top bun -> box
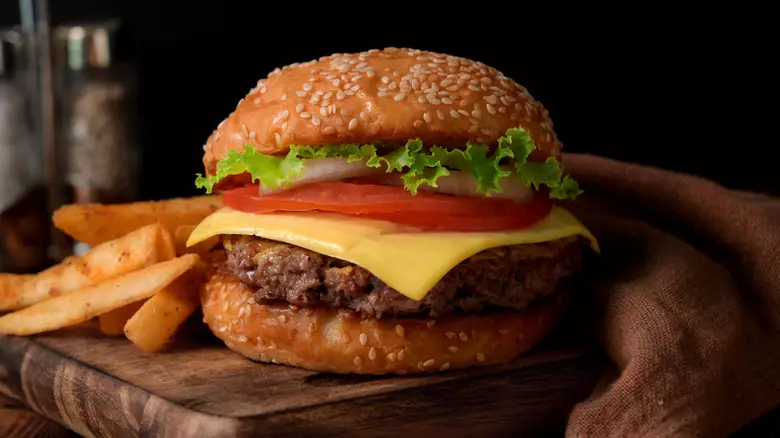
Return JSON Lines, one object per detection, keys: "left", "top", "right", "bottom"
{"left": 202, "top": 47, "right": 562, "bottom": 179}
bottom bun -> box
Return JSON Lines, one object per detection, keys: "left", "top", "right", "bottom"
{"left": 201, "top": 261, "right": 568, "bottom": 375}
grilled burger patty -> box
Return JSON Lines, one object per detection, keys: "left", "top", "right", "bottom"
{"left": 222, "top": 235, "right": 585, "bottom": 318}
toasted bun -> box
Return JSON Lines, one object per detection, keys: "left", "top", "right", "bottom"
{"left": 201, "top": 260, "right": 568, "bottom": 375}
{"left": 202, "top": 47, "right": 562, "bottom": 182}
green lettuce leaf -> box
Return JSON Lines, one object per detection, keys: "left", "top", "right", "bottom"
{"left": 194, "top": 127, "right": 583, "bottom": 199}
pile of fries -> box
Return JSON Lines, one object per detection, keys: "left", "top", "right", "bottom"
{"left": 0, "top": 195, "right": 222, "bottom": 353}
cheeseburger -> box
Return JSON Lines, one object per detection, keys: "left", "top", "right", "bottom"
{"left": 187, "top": 47, "right": 598, "bottom": 375}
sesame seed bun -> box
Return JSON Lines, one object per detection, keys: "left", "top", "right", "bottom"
{"left": 202, "top": 47, "right": 562, "bottom": 185}
{"left": 201, "top": 258, "right": 568, "bottom": 375}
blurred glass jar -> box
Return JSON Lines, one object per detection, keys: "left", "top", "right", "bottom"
{"left": 54, "top": 21, "right": 139, "bottom": 207}
{"left": 0, "top": 28, "right": 50, "bottom": 273}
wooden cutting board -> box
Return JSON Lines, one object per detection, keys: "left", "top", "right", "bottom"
{"left": 0, "top": 317, "right": 603, "bottom": 438}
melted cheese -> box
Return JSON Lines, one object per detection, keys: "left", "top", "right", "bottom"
{"left": 187, "top": 207, "right": 598, "bottom": 301}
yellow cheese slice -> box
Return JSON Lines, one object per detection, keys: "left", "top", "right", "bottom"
{"left": 187, "top": 207, "right": 598, "bottom": 301}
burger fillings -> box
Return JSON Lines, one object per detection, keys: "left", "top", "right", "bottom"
{"left": 186, "top": 47, "right": 599, "bottom": 375}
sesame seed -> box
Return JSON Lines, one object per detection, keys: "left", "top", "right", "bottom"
{"left": 442, "top": 97, "right": 452, "bottom": 104}
{"left": 439, "top": 363, "right": 451, "bottom": 371}
{"left": 499, "top": 329, "right": 509, "bottom": 335}
{"left": 450, "top": 110, "right": 460, "bottom": 119}
{"left": 366, "top": 70, "right": 375, "bottom": 78}
{"left": 249, "top": 132, "right": 256, "bottom": 141}
{"left": 469, "top": 85, "right": 481, "bottom": 91}
{"left": 311, "top": 115, "right": 321, "bottom": 126}
{"left": 448, "top": 346, "right": 458, "bottom": 353}
{"left": 413, "top": 120, "right": 423, "bottom": 128}
{"left": 277, "top": 315, "right": 286, "bottom": 323}
{"left": 459, "top": 332, "right": 468, "bottom": 341}
{"left": 359, "top": 111, "right": 368, "bottom": 121}
{"left": 296, "top": 104, "right": 304, "bottom": 113}
{"left": 498, "top": 106, "right": 507, "bottom": 114}
{"left": 237, "top": 335, "right": 248, "bottom": 343}
{"left": 348, "top": 118, "right": 358, "bottom": 130}
{"left": 300, "top": 112, "right": 311, "bottom": 119}
{"left": 481, "top": 128, "right": 492, "bottom": 135}
{"left": 336, "top": 91, "right": 346, "bottom": 100}
{"left": 476, "top": 353, "right": 486, "bottom": 362}
{"left": 418, "top": 95, "right": 426, "bottom": 103}
{"left": 423, "top": 112, "right": 432, "bottom": 123}
{"left": 320, "top": 107, "right": 328, "bottom": 117}
{"left": 429, "top": 97, "right": 441, "bottom": 105}
{"left": 472, "top": 109, "right": 482, "bottom": 118}
{"left": 253, "top": 98, "right": 261, "bottom": 105}
{"left": 388, "top": 81, "right": 397, "bottom": 90}
{"left": 417, "top": 361, "right": 424, "bottom": 370}
{"left": 303, "top": 82, "right": 312, "bottom": 91}
{"left": 381, "top": 76, "right": 390, "bottom": 84}
{"left": 387, "top": 352, "right": 397, "bottom": 362}
{"left": 426, "top": 320, "right": 436, "bottom": 328}
{"left": 486, "top": 104, "right": 497, "bottom": 115}
{"left": 396, "top": 325, "right": 405, "bottom": 337}
{"left": 322, "top": 126, "right": 335, "bottom": 134}
{"left": 281, "top": 122, "right": 288, "bottom": 130}
{"left": 274, "top": 133, "right": 282, "bottom": 144}
{"left": 484, "top": 95, "right": 499, "bottom": 105}
{"left": 369, "top": 348, "right": 377, "bottom": 360}
{"left": 354, "top": 356, "right": 362, "bottom": 366}
{"left": 344, "top": 90, "right": 355, "bottom": 96}
{"left": 241, "top": 124, "right": 249, "bottom": 136}
{"left": 458, "top": 109, "right": 469, "bottom": 117}
{"left": 447, "top": 85, "right": 459, "bottom": 92}
{"left": 437, "top": 110, "right": 445, "bottom": 120}
{"left": 310, "top": 96, "right": 319, "bottom": 104}
{"left": 360, "top": 333, "right": 368, "bottom": 346}
{"left": 441, "top": 79, "right": 453, "bottom": 87}
{"left": 423, "top": 359, "right": 435, "bottom": 367}
{"left": 296, "top": 91, "right": 307, "bottom": 97}
{"left": 398, "top": 349, "right": 406, "bottom": 361}
{"left": 394, "top": 93, "right": 406, "bottom": 102}
{"left": 333, "top": 79, "right": 341, "bottom": 86}
{"left": 445, "top": 331, "right": 456, "bottom": 339}
{"left": 281, "top": 110, "right": 290, "bottom": 120}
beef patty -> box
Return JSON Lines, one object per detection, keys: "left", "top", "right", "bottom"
{"left": 222, "top": 235, "right": 585, "bottom": 318}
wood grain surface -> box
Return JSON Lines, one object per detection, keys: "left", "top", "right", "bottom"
{"left": 0, "top": 318, "right": 603, "bottom": 438}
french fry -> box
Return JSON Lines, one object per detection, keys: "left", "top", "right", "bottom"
{"left": 98, "top": 301, "right": 146, "bottom": 336}
{"left": 1, "top": 223, "right": 174, "bottom": 312}
{"left": 124, "top": 267, "right": 205, "bottom": 353}
{"left": 174, "top": 225, "right": 219, "bottom": 256}
{"left": 52, "top": 195, "right": 222, "bottom": 247}
{"left": 0, "top": 254, "right": 199, "bottom": 336}
{"left": 0, "top": 274, "right": 34, "bottom": 311}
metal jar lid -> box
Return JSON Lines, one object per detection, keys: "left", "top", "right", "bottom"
{"left": 53, "top": 20, "right": 120, "bottom": 71}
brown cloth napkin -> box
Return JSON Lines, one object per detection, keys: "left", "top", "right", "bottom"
{"left": 558, "top": 153, "right": 780, "bottom": 437}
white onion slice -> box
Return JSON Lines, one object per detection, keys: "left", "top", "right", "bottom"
{"left": 369, "top": 171, "right": 534, "bottom": 203}
{"left": 257, "top": 158, "right": 385, "bottom": 195}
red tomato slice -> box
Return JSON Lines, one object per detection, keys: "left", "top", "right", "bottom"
{"left": 221, "top": 181, "right": 552, "bottom": 232}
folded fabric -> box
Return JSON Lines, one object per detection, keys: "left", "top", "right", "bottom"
{"left": 559, "top": 154, "right": 780, "bottom": 437}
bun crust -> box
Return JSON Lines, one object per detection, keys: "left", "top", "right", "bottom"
{"left": 202, "top": 47, "right": 562, "bottom": 180}
{"left": 201, "top": 260, "right": 568, "bottom": 375}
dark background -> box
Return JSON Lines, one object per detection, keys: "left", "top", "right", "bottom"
{"left": 1, "top": 2, "right": 775, "bottom": 200}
